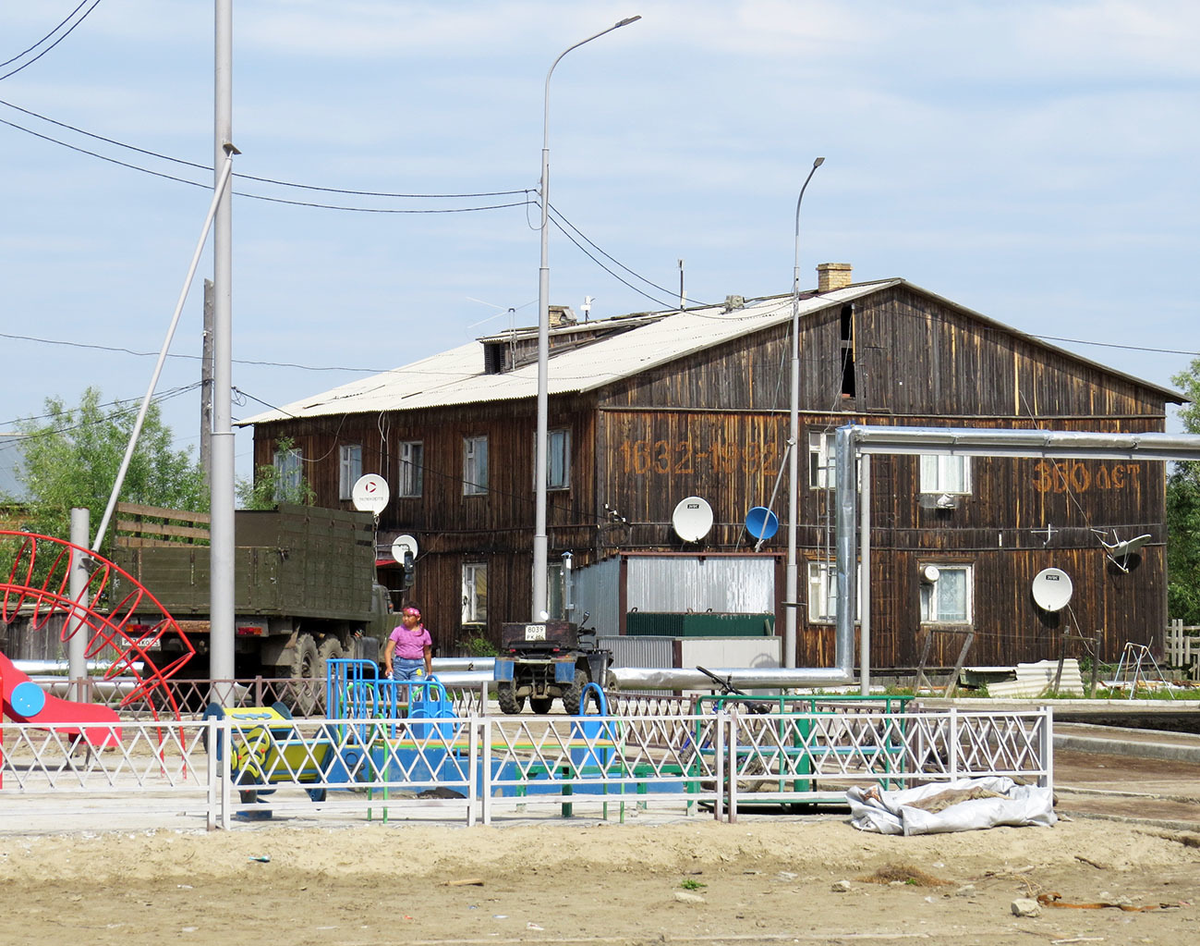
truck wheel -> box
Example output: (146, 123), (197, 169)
(529, 696), (554, 714)
(288, 634), (320, 715)
(317, 638), (345, 681)
(561, 667), (591, 715)
(497, 682), (525, 715)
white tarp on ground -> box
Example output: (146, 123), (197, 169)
(846, 776), (1057, 836)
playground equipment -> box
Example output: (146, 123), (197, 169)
(0, 652), (121, 748)
(206, 659), (465, 816)
(2, 530), (196, 737)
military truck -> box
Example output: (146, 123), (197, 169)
(111, 503), (396, 685)
(494, 619), (612, 714)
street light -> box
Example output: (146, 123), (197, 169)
(785, 156), (825, 667)
(533, 15), (641, 622)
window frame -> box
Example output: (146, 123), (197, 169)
(462, 561), (488, 625)
(463, 435), (488, 496)
(806, 560), (862, 625)
(398, 440), (424, 498)
(338, 444), (362, 501)
(273, 447), (302, 501)
(919, 455), (972, 496)
(919, 563), (974, 625)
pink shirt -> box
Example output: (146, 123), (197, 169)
(389, 623), (432, 660)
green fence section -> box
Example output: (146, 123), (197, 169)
(624, 612), (775, 637)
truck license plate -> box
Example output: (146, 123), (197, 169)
(524, 624), (546, 641)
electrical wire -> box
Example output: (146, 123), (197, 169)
(548, 202), (715, 307)
(6, 382), (202, 439)
(546, 213), (677, 310)
(0, 98), (530, 199)
(0, 1), (103, 82)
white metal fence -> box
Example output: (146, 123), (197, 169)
(0, 705), (1052, 831)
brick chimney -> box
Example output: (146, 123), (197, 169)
(549, 304), (576, 327)
(816, 262), (853, 292)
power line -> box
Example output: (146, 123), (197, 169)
(0, 98), (529, 199)
(546, 213), (677, 310)
(0, 330), (391, 373)
(548, 202), (713, 306)
(0, 1), (103, 81)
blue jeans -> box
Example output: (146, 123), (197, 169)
(392, 658), (426, 683)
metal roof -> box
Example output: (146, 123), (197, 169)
(239, 276), (1185, 426)
(239, 283), (889, 424)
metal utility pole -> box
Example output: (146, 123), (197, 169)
(209, 0), (236, 701)
(200, 279), (214, 486)
(67, 508), (89, 701)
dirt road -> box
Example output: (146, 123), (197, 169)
(2, 815), (1198, 945)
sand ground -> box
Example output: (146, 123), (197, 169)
(1, 815), (1198, 945)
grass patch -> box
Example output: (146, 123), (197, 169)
(856, 864), (952, 888)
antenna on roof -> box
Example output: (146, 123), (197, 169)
(581, 296), (593, 321)
(678, 259), (686, 309)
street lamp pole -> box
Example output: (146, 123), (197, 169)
(785, 156), (825, 667)
(533, 15), (641, 622)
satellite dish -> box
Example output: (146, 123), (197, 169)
(1032, 567), (1073, 612)
(921, 564), (941, 583)
(390, 533), (419, 565)
(1101, 533), (1152, 559)
(351, 473), (390, 515)
(744, 506), (779, 540)
(672, 496), (714, 543)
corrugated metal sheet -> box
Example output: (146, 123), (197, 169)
(238, 284), (889, 424)
(571, 556), (621, 637)
(627, 556), (774, 613)
(599, 635), (673, 669)
(679, 637), (781, 669)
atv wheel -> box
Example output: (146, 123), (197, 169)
(497, 682), (525, 715)
(560, 667), (591, 715)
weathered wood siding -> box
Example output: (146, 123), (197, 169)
(250, 283), (1174, 668)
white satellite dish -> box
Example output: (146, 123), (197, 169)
(921, 564), (941, 583)
(390, 533), (419, 565)
(1101, 533), (1152, 559)
(351, 473), (390, 515)
(1031, 567), (1074, 612)
(672, 496), (714, 543)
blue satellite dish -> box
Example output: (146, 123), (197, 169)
(744, 506), (779, 540)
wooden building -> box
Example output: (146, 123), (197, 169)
(243, 265), (1184, 672)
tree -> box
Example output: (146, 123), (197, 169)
(235, 437), (316, 510)
(1167, 357), (1200, 624)
(7, 388), (207, 549)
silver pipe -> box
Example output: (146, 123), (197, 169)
(609, 666), (850, 690)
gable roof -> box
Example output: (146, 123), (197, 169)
(239, 278), (1183, 425)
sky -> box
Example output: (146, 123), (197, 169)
(2, 0), (1198, 491)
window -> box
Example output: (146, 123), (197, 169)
(534, 428), (571, 490)
(809, 431), (835, 488)
(920, 455), (971, 494)
(920, 564), (972, 624)
(273, 447), (302, 501)
(463, 435), (488, 495)
(462, 562), (488, 624)
(399, 441), (423, 497)
(807, 561), (861, 624)
(548, 428), (570, 490)
(338, 444), (362, 500)
(808, 430), (860, 490)
(547, 561), (565, 620)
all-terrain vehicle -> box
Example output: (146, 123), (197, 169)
(494, 618), (612, 714)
